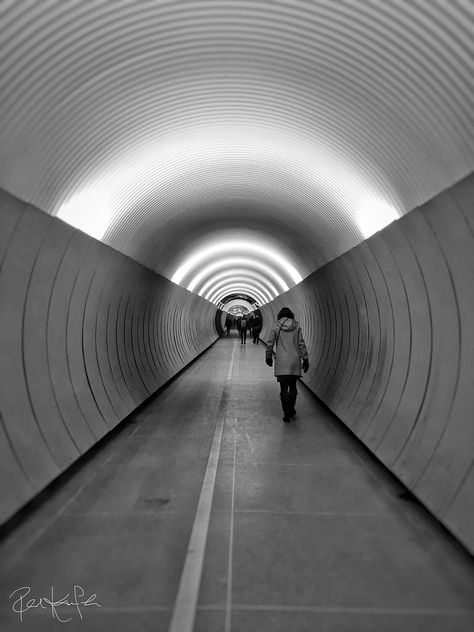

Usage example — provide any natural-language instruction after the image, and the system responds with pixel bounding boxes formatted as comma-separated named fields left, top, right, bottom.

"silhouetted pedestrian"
left=252, top=314, right=262, bottom=344
left=248, top=314, right=255, bottom=337
left=225, top=314, right=232, bottom=335
left=240, top=315, right=248, bottom=344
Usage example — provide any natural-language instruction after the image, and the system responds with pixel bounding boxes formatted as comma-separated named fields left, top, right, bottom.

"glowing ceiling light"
left=206, top=277, right=273, bottom=303
left=200, top=269, right=278, bottom=299
left=51, top=119, right=395, bottom=258
left=206, top=283, right=272, bottom=305
left=222, top=298, right=257, bottom=313
left=209, top=285, right=268, bottom=305
left=357, top=198, right=399, bottom=238
left=172, top=239, right=302, bottom=286
left=187, top=257, right=289, bottom=293
left=208, top=282, right=267, bottom=303
left=209, top=283, right=267, bottom=302
left=56, top=189, right=111, bottom=240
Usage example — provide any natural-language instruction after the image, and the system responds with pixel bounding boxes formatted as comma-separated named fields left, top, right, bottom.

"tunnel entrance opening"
left=218, top=293, right=263, bottom=332
left=218, top=292, right=258, bottom=311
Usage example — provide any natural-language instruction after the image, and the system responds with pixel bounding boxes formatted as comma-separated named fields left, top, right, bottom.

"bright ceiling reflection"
left=1, top=0, right=472, bottom=295
left=208, top=281, right=266, bottom=303
left=171, top=237, right=300, bottom=305
left=188, top=258, right=289, bottom=294
left=63, top=123, right=386, bottom=243
left=210, top=285, right=266, bottom=306
left=205, top=278, right=273, bottom=304
left=200, top=269, right=278, bottom=300
left=172, top=237, right=302, bottom=286
left=222, top=298, right=256, bottom=313
left=358, top=198, right=399, bottom=238
left=57, top=189, right=112, bottom=240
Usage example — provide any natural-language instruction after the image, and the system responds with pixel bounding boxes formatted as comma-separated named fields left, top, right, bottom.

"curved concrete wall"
left=261, top=173, right=474, bottom=552
left=0, top=189, right=219, bottom=525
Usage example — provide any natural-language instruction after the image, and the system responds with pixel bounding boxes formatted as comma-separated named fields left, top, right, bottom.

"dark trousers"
left=278, top=376, right=298, bottom=416
left=240, top=328, right=247, bottom=343
left=252, top=329, right=261, bottom=344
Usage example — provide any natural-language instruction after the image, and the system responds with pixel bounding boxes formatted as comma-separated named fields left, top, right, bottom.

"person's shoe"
left=283, top=415, right=290, bottom=422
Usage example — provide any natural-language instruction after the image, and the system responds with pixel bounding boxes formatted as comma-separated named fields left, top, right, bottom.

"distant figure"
left=239, top=315, right=248, bottom=344
left=248, top=314, right=255, bottom=337
left=225, top=315, right=232, bottom=335
left=265, top=307, right=309, bottom=422
left=252, top=314, right=262, bottom=344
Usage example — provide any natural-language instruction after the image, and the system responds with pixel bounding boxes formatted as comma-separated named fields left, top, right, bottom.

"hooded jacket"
left=266, top=317, right=308, bottom=376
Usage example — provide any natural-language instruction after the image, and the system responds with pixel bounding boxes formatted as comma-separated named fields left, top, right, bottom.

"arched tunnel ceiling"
left=1, top=0, right=473, bottom=302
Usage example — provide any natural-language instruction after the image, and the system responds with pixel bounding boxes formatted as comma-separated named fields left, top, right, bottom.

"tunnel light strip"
left=209, top=284, right=267, bottom=305
left=211, top=292, right=266, bottom=308
left=208, top=285, right=268, bottom=306
left=221, top=298, right=256, bottom=313
left=203, top=275, right=274, bottom=303
left=172, top=240, right=302, bottom=286
left=200, top=273, right=278, bottom=301
left=206, top=282, right=272, bottom=305
left=206, top=280, right=278, bottom=304
left=199, top=268, right=279, bottom=298
left=188, top=257, right=289, bottom=293
left=208, top=284, right=266, bottom=305
left=357, top=197, right=399, bottom=238
left=207, top=283, right=270, bottom=306
left=57, top=188, right=111, bottom=239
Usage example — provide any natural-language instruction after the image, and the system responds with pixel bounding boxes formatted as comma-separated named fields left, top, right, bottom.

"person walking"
left=252, top=313, right=262, bottom=344
left=225, top=314, right=232, bottom=336
left=248, top=314, right=255, bottom=338
left=265, top=307, right=309, bottom=422
left=239, top=315, right=248, bottom=344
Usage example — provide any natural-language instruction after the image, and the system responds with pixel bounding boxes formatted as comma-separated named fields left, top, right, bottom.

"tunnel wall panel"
left=0, top=205, right=61, bottom=491
left=0, top=189, right=219, bottom=524
left=416, top=183, right=474, bottom=528
left=22, top=213, right=81, bottom=470
left=261, top=172, right=474, bottom=552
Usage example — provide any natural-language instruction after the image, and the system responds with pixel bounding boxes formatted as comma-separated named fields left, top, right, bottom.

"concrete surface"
left=1, top=333, right=473, bottom=632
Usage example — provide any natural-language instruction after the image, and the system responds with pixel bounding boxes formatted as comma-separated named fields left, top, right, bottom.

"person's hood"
left=277, top=317, right=298, bottom=332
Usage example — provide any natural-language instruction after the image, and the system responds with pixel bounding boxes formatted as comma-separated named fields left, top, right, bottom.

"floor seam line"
left=167, top=338, right=236, bottom=632
left=225, top=427, right=237, bottom=632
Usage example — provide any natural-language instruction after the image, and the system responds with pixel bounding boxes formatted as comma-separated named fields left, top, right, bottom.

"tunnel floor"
left=1, top=332, right=474, bottom=632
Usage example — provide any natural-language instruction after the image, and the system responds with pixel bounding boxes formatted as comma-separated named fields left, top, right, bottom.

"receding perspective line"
left=225, top=427, right=238, bottom=632
left=167, top=339, right=237, bottom=632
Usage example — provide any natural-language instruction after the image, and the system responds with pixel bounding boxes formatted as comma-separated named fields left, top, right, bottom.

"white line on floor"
left=168, top=339, right=237, bottom=632
left=225, top=428, right=237, bottom=632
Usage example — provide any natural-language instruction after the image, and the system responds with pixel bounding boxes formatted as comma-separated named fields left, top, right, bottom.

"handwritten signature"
left=10, top=586, right=102, bottom=622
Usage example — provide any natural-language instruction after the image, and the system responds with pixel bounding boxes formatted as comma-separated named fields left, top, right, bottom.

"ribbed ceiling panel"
left=1, top=0, right=472, bottom=284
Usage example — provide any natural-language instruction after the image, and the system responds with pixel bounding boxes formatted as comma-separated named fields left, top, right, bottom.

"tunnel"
left=0, top=2, right=473, bottom=631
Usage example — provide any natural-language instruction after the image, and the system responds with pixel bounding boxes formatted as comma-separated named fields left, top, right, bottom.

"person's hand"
left=302, top=358, right=309, bottom=373
left=266, top=357, right=273, bottom=367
